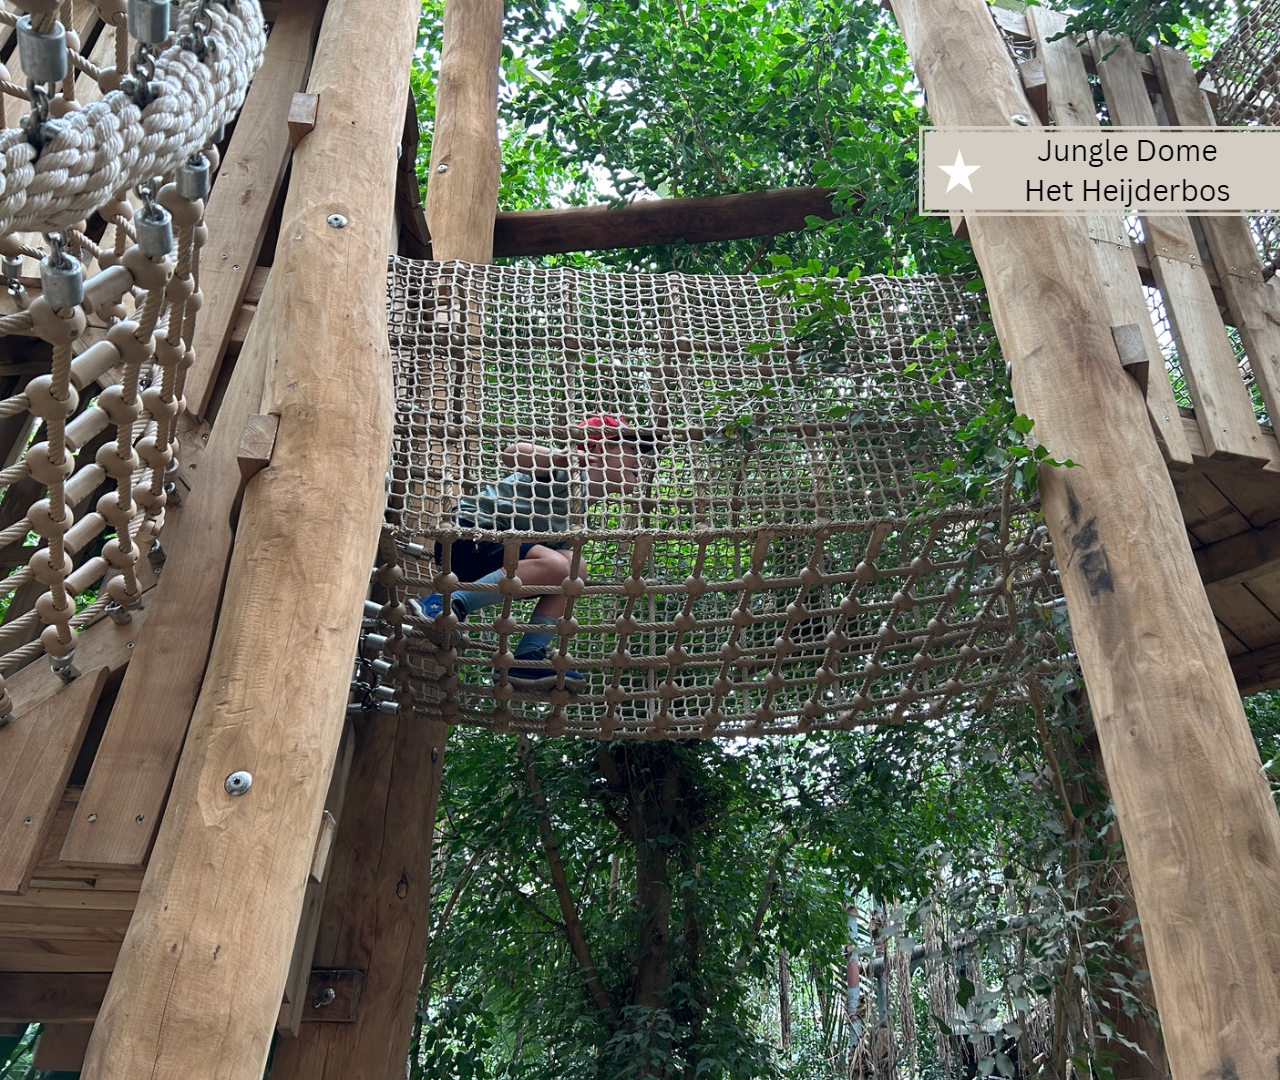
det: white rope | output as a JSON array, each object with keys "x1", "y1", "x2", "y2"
[{"x1": 0, "y1": 0, "x2": 266, "y2": 237}]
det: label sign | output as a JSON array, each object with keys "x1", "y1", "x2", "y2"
[{"x1": 920, "y1": 127, "x2": 1280, "y2": 215}]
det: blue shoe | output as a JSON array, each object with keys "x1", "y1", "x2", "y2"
[
  {"x1": 412, "y1": 594, "x2": 467, "y2": 650},
  {"x1": 508, "y1": 646, "x2": 586, "y2": 693}
]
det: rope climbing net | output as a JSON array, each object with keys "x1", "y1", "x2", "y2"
[
  {"x1": 382, "y1": 260, "x2": 1062, "y2": 740},
  {"x1": 0, "y1": 0, "x2": 264, "y2": 723},
  {"x1": 1206, "y1": 0, "x2": 1280, "y2": 129}
]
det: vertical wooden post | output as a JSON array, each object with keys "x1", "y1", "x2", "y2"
[
  {"x1": 888, "y1": 1, "x2": 1280, "y2": 1075},
  {"x1": 271, "y1": 4, "x2": 503, "y2": 1078},
  {"x1": 426, "y1": 0, "x2": 504, "y2": 262},
  {"x1": 79, "y1": 0, "x2": 418, "y2": 1077}
]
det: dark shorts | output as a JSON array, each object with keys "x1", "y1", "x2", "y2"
[{"x1": 433, "y1": 538, "x2": 541, "y2": 583}]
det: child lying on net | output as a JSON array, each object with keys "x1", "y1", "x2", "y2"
[{"x1": 414, "y1": 415, "x2": 652, "y2": 691}]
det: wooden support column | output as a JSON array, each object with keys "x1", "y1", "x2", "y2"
[
  {"x1": 273, "y1": 4, "x2": 503, "y2": 1077},
  {"x1": 79, "y1": 0, "x2": 416, "y2": 1077},
  {"x1": 425, "y1": 0, "x2": 503, "y2": 262},
  {"x1": 888, "y1": 1, "x2": 1280, "y2": 1075}
]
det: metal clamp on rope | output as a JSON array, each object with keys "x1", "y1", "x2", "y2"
[
  {"x1": 49, "y1": 651, "x2": 81, "y2": 684},
  {"x1": 176, "y1": 153, "x2": 211, "y2": 202},
  {"x1": 40, "y1": 234, "x2": 84, "y2": 311},
  {"x1": 134, "y1": 183, "x2": 174, "y2": 258},
  {"x1": 3, "y1": 254, "x2": 27, "y2": 309},
  {"x1": 17, "y1": 15, "x2": 68, "y2": 86},
  {"x1": 20, "y1": 82, "x2": 55, "y2": 149},
  {"x1": 127, "y1": 0, "x2": 170, "y2": 44},
  {"x1": 163, "y1": 457, "x2": 182, "y2": 507}
]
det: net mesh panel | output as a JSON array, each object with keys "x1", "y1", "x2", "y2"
[
  {"x1": 387, "y1": 260, "x2": 1059, "y2": 740},
  {"x1": 1207, "y1": 0, "x2": 1280, "y2": 127}
]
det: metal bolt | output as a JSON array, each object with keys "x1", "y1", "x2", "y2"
[
  {"x1": 312, "y1": 987, "x2": 337, "y2": 1009},
  {"x1": 327, "y1": 214, "x2": 348, "y2": 229},
  {"x1": 87, "y1": 813, "x2": 97, "y2": 822},
  {"x1": 126, "y1": 641, "x2": 135, "y2": 648},
  {"x1": 431, "y1": 746, "x2": 439, "y2": 762},
  {"x1": 224, "y1": 770, "x2": 253, "y2": 795},
  {"x1": 436, "y1": 163, "x2": 449, "y2": 173},
  {"x1": 135, "y1": 814, "x2": 145, "y2": 823},
  {"x1": 1011, "y1": 114, "x2": 1030, "y2": 126},
  {"x1": 23, "y1": 817, "x2": 32, "y2": 825}
]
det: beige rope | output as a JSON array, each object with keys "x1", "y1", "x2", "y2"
[{"x1": 0, "y1": 0, "x2": 265, "y2": 237}]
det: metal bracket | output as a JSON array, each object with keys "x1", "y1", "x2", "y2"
[{"x1": 301, "y1": 969, "x2": 365, "y2": 1023}]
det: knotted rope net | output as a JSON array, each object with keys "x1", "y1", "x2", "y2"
[
  {"x1": 382, "y1": 260, "x2": 1062, "y2": 740},
  {"x1": 0, "y1": 0, "x2": 264, "y2": 723}
]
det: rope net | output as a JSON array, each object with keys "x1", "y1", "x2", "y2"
[
  {"x1": 1206, "y1": 0, "x2": 1280, "y2": 129},
  {"x1": 0, "y1": 0, "x2": 264, "y2": 721},
  {"x1": 385, "y1": 260, "x2": 1061, "y2": 740}
]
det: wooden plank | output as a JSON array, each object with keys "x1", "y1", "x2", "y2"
[
  {"x1": 425, "y1": 0, "x2": 503, "y2": 262},
  {"x1": 0, "y1": 668, "x2": 111, "y2": 894},
  {"x1": 277, "y1": 721, "x2": 354, "y2": 1037},
  {"x1": 1232, "y1": 639, "x2": 1280, "y2": 693},
  {"x1": 268, "y1": 716, "x2": 447, "y2": 1076},
  {"x1": 0, "y1": 938, "x2": 121, "y2": 974},
  {"x1": 185, "y1": 0, "x2": 328, "y2": 420},
  {"x1": 32, "y1": 1023, "x2": 93, "y2": 1072},
  {"x1": 1232, "y1": 567, "x2": 1280, "y2": 631},
  {"x1": 80, "y1": 0, "x2": 416, "y2": 1075},
  {"x1": 0, "y1": 974, "x2": 110, "y2": 1023},
  {"x1": 1195, "y1": 516, "x2": 1280, "y2": 587},
  {"x1": 493, "y1": 187, "x2": 841, "y2": 258},
  {"x1": 1171, "y1": 467, "x2": 1252, "y2": 544},
  {"x1": 1218, "y1": 619, "x2": 1249, "y2": 657},
  {"x1": 1027, "y1": 7, "x2": 1192, "y2": 468},
  {"x1": 889, "y1": 3, "x2": 1280, "y2": 1075},
  {"x1": 1206, "y1": 579, "x2": 1280, "y2": 650},
  {"x1": 1092, "y1": 32, "x2": 1268, "y2": 467},
  {"x1": 1152, "y1": 45, "x2": 1280, "y2": 442},
  {"x1": 60, "y1": 281, "x2": 276, "y2": 870}
]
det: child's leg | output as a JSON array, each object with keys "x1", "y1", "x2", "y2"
[{"x1": 511, "y1": 545, "x2": 570, "y2": 656}]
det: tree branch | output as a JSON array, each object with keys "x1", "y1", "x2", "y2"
[
  {"x1": 520, "y1": 735, "x2": 618, "y2": 1020},
  {"x1": 726, "y1": 837, "x2": 799, "y2": 984}
]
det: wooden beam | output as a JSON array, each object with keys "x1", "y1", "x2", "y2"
[
  {"x1": 0, "y1": 974, "x2": 110, "y2": 1023},
  {"x1": 185, "y1": 0, "x2": 328, "y2": 420},
  {"x1": 32, "y1": 1023, "x2": 93, "y2": 1072},
  {"x1": 1195, "y1": 517, "x2": 1280, "y2": 588},
  {"x1": 1232, "y1": 639, "x2": 1280, "y2": 694},
  {"x1": 0, "y1": 668, "x2": 110, "y2": 893},
  {"x1": 888, "y1": 1, "x2": 1280, "y2": 1074},
  {"x1": 288, "y1": 92, "x2": 319, "y2": 147},
  {"x1": 60, "y1": 287, "x2": 274, "y2": 870},
  {"x1": 395, "y1": 92, "x2": 431, "y2": 259},
  {"x1": 80, "y1": 0, "x2": 415, "y2": 1075},
  {"x1": 267, "y1": 716, "x2": 448, "y2": 1078},
  {"x1": 425, "y1": 0, "x2": 503, "y2": 261},
  {"x1": 1093, "y1": 33, "x2": 1269, "y2": 467},
  {"x1": 1027, "y1": 7, "x2": 1192, "y2": 469},
  {"x1": 492, "y1": 187, "x2": 841, "y2": 258}
]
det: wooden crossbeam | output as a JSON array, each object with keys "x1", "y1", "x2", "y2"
[
  {"x1": 492, "y1": 187, "x2": 841, "y2": 258},
  {"x1": 0, "y1": 974, "x2": 110, "y2": 1024}
]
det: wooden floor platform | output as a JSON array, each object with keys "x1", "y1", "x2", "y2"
[{"x1": 1177, "y1": 414, "x2": 1280, "y2": 694}]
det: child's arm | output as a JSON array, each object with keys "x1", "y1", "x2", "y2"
[{"x1": 502, "y1": 442, "x2": 570, "y2": 475}]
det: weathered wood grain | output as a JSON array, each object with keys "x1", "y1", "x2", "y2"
[
  {"x1": 0, "y1": 669, "x2": 110, "y2": 893},
  {"x1": 79, "y1": 0, "x2": 416, "y2": 1075},
  {"x1": 889, "y1": 2, "x2": 1280, "y2": 1073},
  {"x1": 425, "y1": 0, "x2": 503, "y2": 261},
  {"x1": 185, "y1": 0, "x2": 327, "y2": 419}
]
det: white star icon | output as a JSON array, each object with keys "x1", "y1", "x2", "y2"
[{"x1": 939, "y1": 150, "x2": 981, "y2": 193}]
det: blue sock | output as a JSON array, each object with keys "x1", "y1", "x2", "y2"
[
  {"x1": 515, "y1": 613, "x2": 558, "y2": 658},
  {"x1": 450, "y1": 569, "x2": 506, "y2": 616}
]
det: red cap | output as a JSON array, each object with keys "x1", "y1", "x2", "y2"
[{"x1": 578, "y1": 414, "x2": 627, "y2": 447}]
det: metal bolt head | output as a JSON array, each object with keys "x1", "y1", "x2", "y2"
[
  {"x1": 224, "y1": 770, "x2": 253, "y2": 796},
  {"x1": 327, "y1": 214, "x2": 348, "y2": 229},
  {"x1": 1011, "y1": 113, "x2": 1031, "y2": 126},
  {"x1": 436, "y1": 163, "x2": 449, "y2": 173}
]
